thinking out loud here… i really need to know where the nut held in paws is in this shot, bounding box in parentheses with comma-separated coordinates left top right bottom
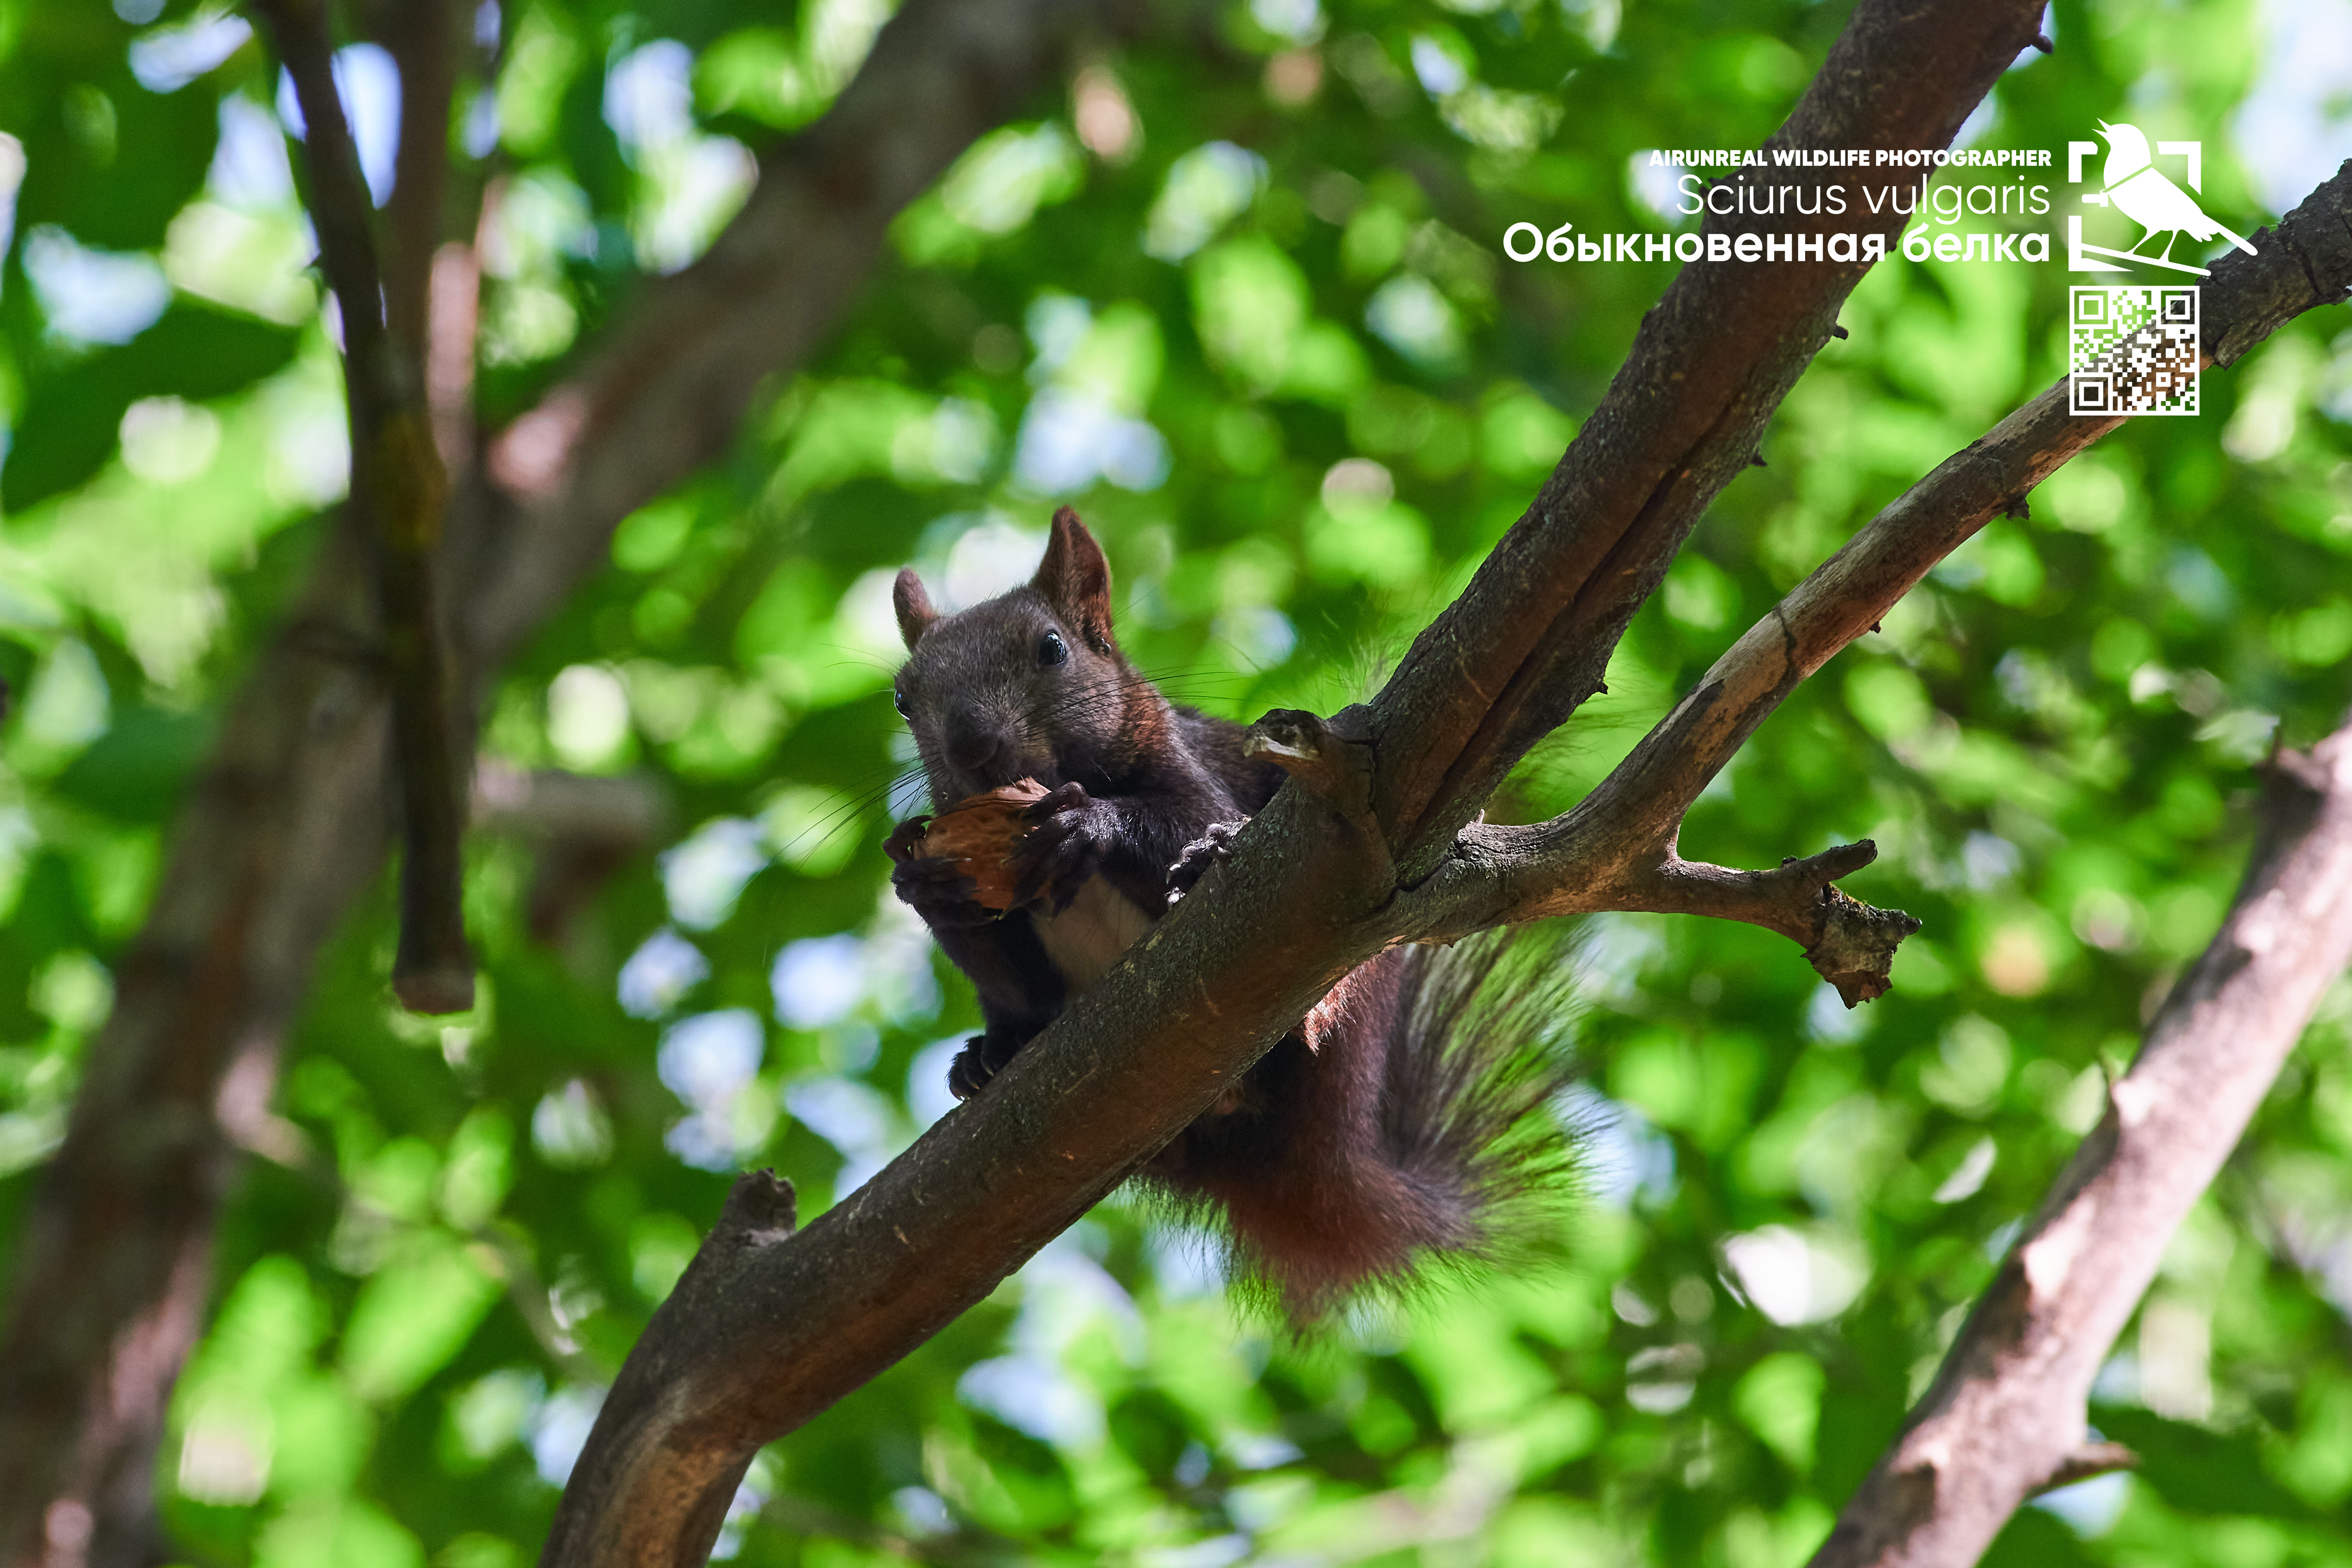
(919, 779, 1050, 910)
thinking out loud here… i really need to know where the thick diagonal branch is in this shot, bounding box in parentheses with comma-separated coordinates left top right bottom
(1809, 712, 2352, 1568)
(256, 0, 474, 1013)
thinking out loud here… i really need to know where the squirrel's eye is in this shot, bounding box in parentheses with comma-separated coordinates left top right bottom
(892, 687, 911, 717)
(1037, 629, 1069, 668)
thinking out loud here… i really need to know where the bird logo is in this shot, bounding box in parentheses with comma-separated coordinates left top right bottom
(2072, 121, 2256, 275)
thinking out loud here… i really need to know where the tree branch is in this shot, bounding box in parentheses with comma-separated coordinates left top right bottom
(1396, 155, 2352, 998)
(379, 0, 488, 476)
(1560, 156, 2352, 858)
(1809, 711, 2352, 1568)
(0, 0, 1130, 1557)
(377, 0, 460, 370)
(1362, 2, 2049, 884)
(256, 0, 475, 1014)
(1415, 827, 1917, 1004)
(2031, 1442, 2138, 1497)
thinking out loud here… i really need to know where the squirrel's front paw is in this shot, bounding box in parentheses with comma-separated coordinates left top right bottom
(890, 853, 995, 929)
(1168, 820, 1245, 905)
(1009, 781, 1108, 912)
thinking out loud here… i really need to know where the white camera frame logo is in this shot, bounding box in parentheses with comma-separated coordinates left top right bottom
(2065, 121, 2256, 277)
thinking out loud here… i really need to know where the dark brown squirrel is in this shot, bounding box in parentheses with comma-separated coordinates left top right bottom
(884, 505, 1577, 1317)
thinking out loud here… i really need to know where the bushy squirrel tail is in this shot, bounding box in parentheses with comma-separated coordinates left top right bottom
(1146, 929, 1584, 1321)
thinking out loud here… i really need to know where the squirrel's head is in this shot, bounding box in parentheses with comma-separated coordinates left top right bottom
(890, 507, 1147, 803)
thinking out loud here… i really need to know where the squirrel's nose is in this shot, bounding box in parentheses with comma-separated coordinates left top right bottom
(945, 723, 1006, 776)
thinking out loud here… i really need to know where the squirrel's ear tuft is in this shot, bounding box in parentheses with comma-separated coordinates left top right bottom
(1034, 506, 1115, 651)
(893, 569, 939, 651)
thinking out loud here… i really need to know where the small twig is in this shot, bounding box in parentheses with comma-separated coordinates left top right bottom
(2030, 1442, 2137, 1496)
(389, 0, 489, 475)
(255, 0, 474, 1013)
(1644, 847, 1921, 1005)
(1410, 822, 1920, 1000)
(1245, 707, 1370, 806)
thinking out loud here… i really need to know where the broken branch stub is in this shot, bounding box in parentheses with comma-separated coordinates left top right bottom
(1809, 883, 1925, 1006)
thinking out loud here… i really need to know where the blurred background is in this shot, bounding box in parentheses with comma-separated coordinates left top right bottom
(4, 0, 2352, 1563)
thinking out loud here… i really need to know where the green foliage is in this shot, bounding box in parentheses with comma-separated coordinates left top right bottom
(3, 0, 2351, 1564)
(4, 301, 300, 510)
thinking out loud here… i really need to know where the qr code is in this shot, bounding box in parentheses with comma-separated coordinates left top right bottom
(2069, 286, 2200, 416)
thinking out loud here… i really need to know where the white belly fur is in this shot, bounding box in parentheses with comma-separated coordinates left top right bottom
(1029, 876, 1156, 993)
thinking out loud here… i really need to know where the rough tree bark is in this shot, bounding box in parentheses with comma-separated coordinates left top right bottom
(0, 0, 1140, 1562)
(1806, 712, 2352, 1567)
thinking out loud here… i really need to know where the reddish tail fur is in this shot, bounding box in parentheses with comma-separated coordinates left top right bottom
(1145, 932, 1582, 1321)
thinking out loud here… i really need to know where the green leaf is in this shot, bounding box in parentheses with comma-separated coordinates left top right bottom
(48, 705, 208, 819)
(338, 1239, 502, 1403)
(2090, 1407, 2321, 1523)
(11, 70, 220, 252)
(3, 302, 301, 511)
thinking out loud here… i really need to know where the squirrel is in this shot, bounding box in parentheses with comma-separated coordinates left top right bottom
(884, 506, 1576, 1317)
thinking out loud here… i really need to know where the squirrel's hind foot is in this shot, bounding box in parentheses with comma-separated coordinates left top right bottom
(946, 1035, 1005, 1101)
(1167, 821, 1246, 906)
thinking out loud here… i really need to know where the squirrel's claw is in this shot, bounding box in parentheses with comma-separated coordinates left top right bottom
(1167, 820, 1246, 905)
(1020, 780, 1091, 821)
(946, 1037, 995, 1101)
(1008, 784, 1105, 911)
(882, 815, 934, 865)
(947, 1032, 1023, 1100)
